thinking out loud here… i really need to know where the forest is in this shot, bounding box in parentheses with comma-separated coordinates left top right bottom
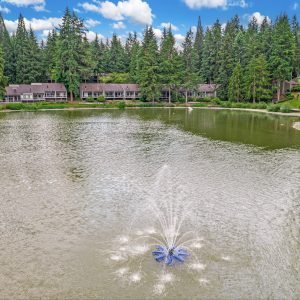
(0, 8, 299, 102)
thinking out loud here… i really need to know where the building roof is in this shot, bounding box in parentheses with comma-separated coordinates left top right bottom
(80, 83, 140, 92)
(6, 83, 67, 95)
(80, 83, 218, 93)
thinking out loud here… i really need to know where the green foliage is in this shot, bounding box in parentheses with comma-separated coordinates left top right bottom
(86, 97, 95, 102)
(280, 104, 292, 113)
(96, 96, 105, 102)
(5, 103, 25, 110)
(228, 63, 243, 102)
(267, 104, 281, 112)
(117, 101, 126, 109)
(100, 72, 130, 83)
(292, 85, 300, 92)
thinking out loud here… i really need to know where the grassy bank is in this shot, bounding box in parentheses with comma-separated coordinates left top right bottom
(0, 99, 299, 114)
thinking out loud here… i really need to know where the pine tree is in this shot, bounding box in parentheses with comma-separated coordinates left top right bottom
(55, 8, 86, 101)
(27, 27, 42, 83)
(245, 54, 271, 103)
(218, 15, 241, 99)
(129, 32, 140, 82)
(159, 27, 179, 103)
(44, 30, 58, 82)
(15, 14, 31, 84)
(138, 26, 160, 103)
(0, 14, 15, 83)
(108, 34, 126, 73)
(0, 46, 7, 98)
(270, 14, 295, 101)
(228, 63, 243, 102)
(182, 29, 198, 103)
(81, 35, 95, 83)
(292, 15, 300, 78)
(194, 17, 204, 79)
(201, 20, 222, 84)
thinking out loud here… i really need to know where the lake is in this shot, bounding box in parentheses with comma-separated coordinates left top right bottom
(1, 108, 300, 299)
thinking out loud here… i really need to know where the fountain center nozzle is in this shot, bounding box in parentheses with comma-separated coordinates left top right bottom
(152, 245, 188, 265)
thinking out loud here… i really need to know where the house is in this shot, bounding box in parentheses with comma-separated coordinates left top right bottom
(80, 83, 141, 100)
(80, 83, 218, 100)
(5, 83, 67, 102)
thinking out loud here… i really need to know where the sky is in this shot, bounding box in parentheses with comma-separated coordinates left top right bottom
(0, 0, 299, 43)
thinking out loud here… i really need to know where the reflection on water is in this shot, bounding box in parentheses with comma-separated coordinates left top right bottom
(0, 109, 300, 299)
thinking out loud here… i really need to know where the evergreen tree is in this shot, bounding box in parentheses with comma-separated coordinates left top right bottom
(81, 35, 95, 82)
(194, 16, 204, 79)
(138, 26, 160, 103)
(292, 15, 300, 78)
(55, 8, 86, 101)
(182, 29, 198, 103)
(228, 63, 243, 102)
(0, 45, 7, 98)
(108, 34, 126, 73)
(44, 30, 58, 82)
(27, 27, 42, 83)
(218, 15, 241, 99)
(15, 14, 31, 84)
(270, 14, 295, 101)
(0, 14, 15, 83)
(245, 54, 271, 102)
(201, 20, 222, 84)
(159, 27, 180, 103)
(129, 32, 140, 82)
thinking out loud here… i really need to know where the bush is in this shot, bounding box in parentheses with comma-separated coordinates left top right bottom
(5, 103, 25, 110)
(177, 96, 186, 103)
(86, 97, 95, 102)
(96, 96, 105, 103)
(117, 101, 126, 109)
(267, 104, 280, 112)
(280, 104, 292, 113)
(292, 85, 300, 92)
(192, 103, 206, 107)
(211, 97, 221, 105)
(254, 102, 268, 109)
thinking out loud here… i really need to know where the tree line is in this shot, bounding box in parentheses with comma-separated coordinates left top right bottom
(0, 8, 299, 102)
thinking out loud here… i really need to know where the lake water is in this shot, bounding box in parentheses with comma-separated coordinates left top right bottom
(1, 108, 300, 299)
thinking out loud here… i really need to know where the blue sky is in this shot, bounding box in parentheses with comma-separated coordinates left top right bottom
(0, 0, 299, 43)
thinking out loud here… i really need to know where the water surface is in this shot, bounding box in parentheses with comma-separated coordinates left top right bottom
(0, 109, 300, 299)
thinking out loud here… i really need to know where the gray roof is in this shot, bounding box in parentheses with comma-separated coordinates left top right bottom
(81, 83, 218, 93)
(80, 83, 140, 92)
(6, 83, 67, 95)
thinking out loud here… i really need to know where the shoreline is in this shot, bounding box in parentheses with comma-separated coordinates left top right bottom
(1, 105, 300, 118)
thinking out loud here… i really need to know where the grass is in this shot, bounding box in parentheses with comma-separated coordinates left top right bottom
(0, 98, 298, 114)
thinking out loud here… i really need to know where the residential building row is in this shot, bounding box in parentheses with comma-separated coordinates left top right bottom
(4, 83, 218, 102)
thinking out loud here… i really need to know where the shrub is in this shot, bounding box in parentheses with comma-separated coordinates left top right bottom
(255, 102, 268, 109)
(86, 97, 95, 102)
(96, 96, 106, 103)
(192, 103, 206, 107)
(280, 104, 292, 113)
(117, 101, 126, 109)
(292, 85, 300, 92)
(267, 104, 280, 112)
(5, 103, 25, 110)
(211, 97, 221, 105)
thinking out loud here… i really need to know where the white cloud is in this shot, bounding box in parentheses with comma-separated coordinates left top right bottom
(113, 21, 126, 29)
(0, 5, 10, 13)
(183, 0, 247, 9)
(4, 17, 62, 33)
(2, 0, 45, 6)
(85, 30, 105, 42)
(174, 33, 185, 50)
(249, 12, 270, 26)
(160, 22, 178, 31)
(85, 18, 101, 28)
(153, 28, 162, 39)
(80, 0, 154, 25)
(293, 2, 299, 10)
(33, 4, 48, 12)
